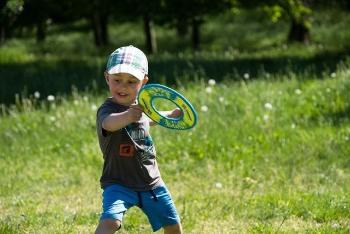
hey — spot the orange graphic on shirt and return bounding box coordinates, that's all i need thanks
[119,144,135,157]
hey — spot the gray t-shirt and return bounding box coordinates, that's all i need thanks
[96,98,164,191]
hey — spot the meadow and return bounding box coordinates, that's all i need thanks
[0,9,350,234]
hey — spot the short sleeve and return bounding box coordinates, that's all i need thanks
[96,104,114,137]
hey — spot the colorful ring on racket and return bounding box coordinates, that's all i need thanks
[138,84,197,130]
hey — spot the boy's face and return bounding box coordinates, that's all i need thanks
[105,72,148,106]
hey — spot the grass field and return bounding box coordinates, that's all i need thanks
[0,9,350,234]
[1,68,349,233]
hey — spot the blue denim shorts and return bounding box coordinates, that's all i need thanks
[100,184,180,232]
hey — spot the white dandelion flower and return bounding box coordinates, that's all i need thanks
[49,116,56,122]
[208,79,216,86]
[219,97,225,103]
[201,105,208,112]
[215,182,223,189]
[331,223,340,229]
[91,104,98,111]
[34,91,40,99]
[331,72,336,78]
[263,114,269,121]
[205,86,212,93]
[264,103,273,110]
[243,73,250,79]
[47,95,55,102]
[295,89,302,95]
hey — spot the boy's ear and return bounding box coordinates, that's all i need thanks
[104,72,109,84]
[142,75,149,85]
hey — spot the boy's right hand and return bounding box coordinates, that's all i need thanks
[127,104,144,122]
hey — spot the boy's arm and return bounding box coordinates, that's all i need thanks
[149,108,182,126]
[102,104,143,132]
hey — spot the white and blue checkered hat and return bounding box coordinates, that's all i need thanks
[106,45,148,80]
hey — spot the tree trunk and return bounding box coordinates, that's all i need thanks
[0,25,5,45]
[176,19,188,37]
[191,17,201,51]
[92,11,109,47]
[143,14,157,54]
[36,21,46,42]
[287,18,310,44]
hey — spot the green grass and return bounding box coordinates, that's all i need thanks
[0,8,350,233]
[1,66,349,233]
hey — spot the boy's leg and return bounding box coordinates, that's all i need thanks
[95,219,121,234]
[141,186,181,233]
[96,184,138,233]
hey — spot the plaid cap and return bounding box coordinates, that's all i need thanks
[106,45,148,80]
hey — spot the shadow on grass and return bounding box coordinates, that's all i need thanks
[0,49,349,105]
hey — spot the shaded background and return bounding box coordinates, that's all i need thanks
[1,0,350,105]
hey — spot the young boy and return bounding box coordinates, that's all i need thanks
[95,45,183,234]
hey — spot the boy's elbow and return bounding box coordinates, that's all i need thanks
[102,119,113,132]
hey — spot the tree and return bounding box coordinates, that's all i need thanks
[0,0,24,44]
[18,0,64,42]
[238,0,312,44]
[162,0,234,51]
[108,0,163,54]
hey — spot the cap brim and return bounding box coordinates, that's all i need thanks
[108,64,145,80]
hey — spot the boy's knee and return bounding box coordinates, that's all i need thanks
[105,219,121,230]
[163,223,182,234]
[95,219,121,233]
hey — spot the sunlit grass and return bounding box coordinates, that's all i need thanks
[1,65,349,233]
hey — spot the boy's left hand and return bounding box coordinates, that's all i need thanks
[167,108,183,118]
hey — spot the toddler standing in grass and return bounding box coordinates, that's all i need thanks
[94,45,182,234]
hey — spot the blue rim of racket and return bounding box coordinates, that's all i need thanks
[138,84,198,130]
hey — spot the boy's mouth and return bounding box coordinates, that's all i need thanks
[117,92,128,97]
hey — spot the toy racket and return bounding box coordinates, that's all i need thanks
[138,84,197,130]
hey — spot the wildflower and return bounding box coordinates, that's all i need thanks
[243,73,250,79]
[244,177,257,184]
[331,72,336,78]
[291,123,296,129]
[219,97,224,103]
[295,89,302,95]
[47,95,55,102]
[264,103,273,110]
[208,79,216,86]
[34,91,40,99]
[49,116,56,122]
[331,223,340,229]
[91,104,98,111]
[201,105,208,112]
[215,182,223,189]
[205,87,212,93]
[74,100,79,106]
[263,114,269,121]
